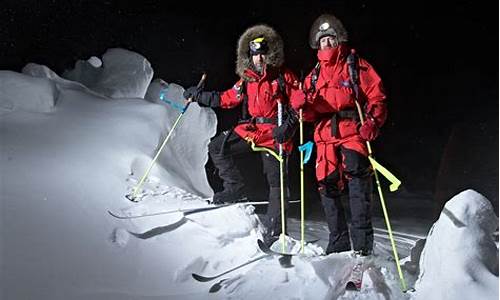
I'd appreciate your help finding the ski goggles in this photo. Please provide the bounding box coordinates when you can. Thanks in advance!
[249,37,268,55]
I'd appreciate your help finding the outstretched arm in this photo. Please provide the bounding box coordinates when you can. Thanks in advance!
[183,80,245,109]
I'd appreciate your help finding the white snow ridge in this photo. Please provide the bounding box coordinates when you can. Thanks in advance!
[0,49,497,300]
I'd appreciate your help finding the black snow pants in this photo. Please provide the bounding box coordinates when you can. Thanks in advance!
[208,130,289,235]
[318,146,374,254]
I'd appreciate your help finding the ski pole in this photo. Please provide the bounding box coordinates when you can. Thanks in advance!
[347,50,407,291]
[354,99,407,291]
[299,108,305,254]
[126,74,207,202]
[277,101,286,253]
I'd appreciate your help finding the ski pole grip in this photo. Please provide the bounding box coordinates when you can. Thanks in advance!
[196,73,207,89]
[184,73,207,111]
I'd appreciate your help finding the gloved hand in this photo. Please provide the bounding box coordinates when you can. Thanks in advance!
[272,108,299,144]
[183,86,202,102]
[182,86,220,108]
[359,117,379,141]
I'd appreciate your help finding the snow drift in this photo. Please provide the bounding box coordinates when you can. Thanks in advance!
[414,189,499,300]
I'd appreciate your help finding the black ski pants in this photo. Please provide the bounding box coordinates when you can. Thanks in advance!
[318,146,374,254]
[208,130,288,233]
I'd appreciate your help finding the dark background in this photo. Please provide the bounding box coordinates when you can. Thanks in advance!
[1,0,498,214]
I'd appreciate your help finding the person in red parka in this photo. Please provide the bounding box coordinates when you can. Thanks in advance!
[302,14,387,256]
[184,24,304,245]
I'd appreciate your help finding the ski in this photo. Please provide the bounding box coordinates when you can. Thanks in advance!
[345,261,365,291]
[108,204,230,220]
[192,236,303,283]
[192,254,270,282]
[109,200,300,220]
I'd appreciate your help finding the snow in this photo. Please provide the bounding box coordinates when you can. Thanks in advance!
[0,70,57,113]
[62,48,154,99]
[413,190,499,300]
[1,48,497,300]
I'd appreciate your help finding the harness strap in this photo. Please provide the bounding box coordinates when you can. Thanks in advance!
[319,109,359,137]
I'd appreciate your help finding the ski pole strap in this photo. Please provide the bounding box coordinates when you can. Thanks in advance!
[245,138,283,162]
[159,90,187,113]
[368,156,401,192]
[298,141,314,164]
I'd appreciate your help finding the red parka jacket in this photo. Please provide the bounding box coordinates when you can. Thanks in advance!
[220,66,305,153]
[303,44,387,181]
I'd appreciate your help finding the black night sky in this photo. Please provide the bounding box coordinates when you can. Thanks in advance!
[1,0,498,210]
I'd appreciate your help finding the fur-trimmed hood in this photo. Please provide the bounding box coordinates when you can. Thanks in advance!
[236,24,284,81]
[309,14,348,49]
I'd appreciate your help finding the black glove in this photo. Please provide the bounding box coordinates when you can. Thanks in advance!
[183,86,202,102]
[183,86,220,108]
[272,107,299,143]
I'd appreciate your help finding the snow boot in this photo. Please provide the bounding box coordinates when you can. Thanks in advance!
[262,187,289,247]
[212,188,248,205]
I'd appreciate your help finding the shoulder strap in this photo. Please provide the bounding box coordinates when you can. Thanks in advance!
[309,62,321,93]
[238,80,250,121]
[277,73,286,96]
[276,72,290,105]
[346,49,360,100]
[347,49,359,85]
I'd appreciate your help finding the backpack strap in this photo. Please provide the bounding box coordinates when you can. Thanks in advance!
[309,62,321,93]
[237,80,250,121]
[347,49,360,99]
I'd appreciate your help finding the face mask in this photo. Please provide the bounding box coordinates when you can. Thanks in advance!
[317,47,340,62]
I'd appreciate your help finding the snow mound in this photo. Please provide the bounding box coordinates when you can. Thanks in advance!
[22,63,62,81]
[413,189,499,300]
[63,48,153,99]
[22,63,99,95]
[0,70,57,113]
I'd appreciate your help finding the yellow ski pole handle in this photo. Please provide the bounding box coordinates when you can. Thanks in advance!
[128,74,207,201]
